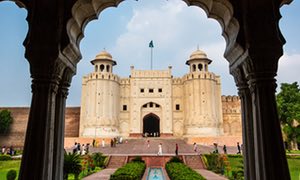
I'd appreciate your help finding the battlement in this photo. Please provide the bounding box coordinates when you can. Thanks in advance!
[221,95,240,102]
[172,78,183,84]
[130,69,172,78]
[120,78,130,85]
[222,95,241,114]
[182,72,219,82]
[82,72,120,83]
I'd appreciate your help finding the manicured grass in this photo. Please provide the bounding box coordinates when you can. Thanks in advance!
[227,156,300,180]
[0,160,21,180]
[288,158,300,180]
[287,150,300,154]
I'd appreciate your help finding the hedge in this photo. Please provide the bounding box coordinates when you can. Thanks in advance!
[110,162,146,180]
[0,155,12,161]
[165,162,205,180]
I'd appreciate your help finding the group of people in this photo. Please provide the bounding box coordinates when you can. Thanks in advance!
[1,146,15,156]
[72,142,90,155]
[192,142,242,155]
[143,132,160,137]
[92,137,124,148]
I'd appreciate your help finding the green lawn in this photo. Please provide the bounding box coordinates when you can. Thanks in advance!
[287,150,300,154]
[288,158,300,180]
[227,156,300,180]
[0,160,21,180]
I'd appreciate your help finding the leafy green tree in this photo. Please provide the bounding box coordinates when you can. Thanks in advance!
[0,110,13,134]
[277,82,300,150]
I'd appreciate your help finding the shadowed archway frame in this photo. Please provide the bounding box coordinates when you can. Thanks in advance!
[0,0,293,179]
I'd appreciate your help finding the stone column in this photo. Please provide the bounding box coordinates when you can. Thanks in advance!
[247,70,290,180]
[20,75,60,180]
[232,67,255,180]
[53,68,74,180]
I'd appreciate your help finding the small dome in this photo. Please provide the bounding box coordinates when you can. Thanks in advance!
[95,50,113,60]
[189,49,207,60]
[91,50,116,65]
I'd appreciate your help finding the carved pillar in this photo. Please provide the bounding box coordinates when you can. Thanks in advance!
[246,69,290,180]
[19,0,78,178]
[53,68,74,180]
[232,67,255,180]
[20,75,60,180]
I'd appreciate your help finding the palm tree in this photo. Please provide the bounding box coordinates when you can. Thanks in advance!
[63,152,82,180]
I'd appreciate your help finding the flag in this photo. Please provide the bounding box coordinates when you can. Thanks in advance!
[149,40,154,48]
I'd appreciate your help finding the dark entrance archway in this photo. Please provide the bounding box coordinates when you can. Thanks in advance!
[143,113,160,137]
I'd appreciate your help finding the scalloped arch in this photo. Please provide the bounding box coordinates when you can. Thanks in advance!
[66,0,244,64]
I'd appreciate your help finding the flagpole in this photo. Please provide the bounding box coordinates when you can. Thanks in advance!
[151,47,153,70]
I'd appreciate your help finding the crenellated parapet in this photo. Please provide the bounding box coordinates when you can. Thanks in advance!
[82,72,120,83]
[222,95,241,113]
[182,72,220,82]
[222,95,242,136]
[120,78,130,85]
[172,78,182,85]
[130,69,172,78]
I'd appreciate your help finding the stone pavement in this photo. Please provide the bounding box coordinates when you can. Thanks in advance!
[196,169,228,180]
[80,138,231,180]
[83,138,239,155]
[83,168,116,180]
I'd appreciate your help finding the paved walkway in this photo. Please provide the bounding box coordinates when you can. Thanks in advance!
[80,138,231,180]
[196,169,228,180]
[81,138,239,155]
[83,168,117,180]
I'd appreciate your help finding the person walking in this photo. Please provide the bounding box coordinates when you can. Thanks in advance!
[92,139,95,147]
[102,139,105,148]
[223,145,227,154]
[175,143,179,156]
[147,140,150,148]
[237,142,241,154]
[72,142,77,154]
[193,142,198,152]
[157,143,162,155]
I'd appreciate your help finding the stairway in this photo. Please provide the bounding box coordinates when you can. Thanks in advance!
[107,156,127,168]
[184,155,205,169]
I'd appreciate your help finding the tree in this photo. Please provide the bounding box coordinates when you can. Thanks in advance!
[0,110,13,134]
[277,82,300,150]
[63,152,82,180]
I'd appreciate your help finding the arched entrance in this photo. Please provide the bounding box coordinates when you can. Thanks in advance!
[143,113,160,137]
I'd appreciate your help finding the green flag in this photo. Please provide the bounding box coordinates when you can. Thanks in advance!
[149,40,154,48]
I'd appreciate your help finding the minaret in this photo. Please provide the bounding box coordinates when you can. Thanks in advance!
[80,50,120,137]
[183,49,223,137]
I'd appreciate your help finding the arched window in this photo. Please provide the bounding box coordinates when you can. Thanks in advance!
[198,64,203,71]
[205,64,208,71]
[95,65,98,72]
[106,65,110,72]
[192,64,196,72]
[100,64,105,72]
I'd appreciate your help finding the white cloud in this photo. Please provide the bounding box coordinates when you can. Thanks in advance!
[277,53,300,86]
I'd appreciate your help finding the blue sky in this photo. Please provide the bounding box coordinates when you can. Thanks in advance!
[0,0,299,106]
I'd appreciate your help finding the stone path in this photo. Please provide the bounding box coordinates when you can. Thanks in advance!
[83,168,116,180]
[79,138,232,180]
[84,138,239,155]
[196,169,228,180]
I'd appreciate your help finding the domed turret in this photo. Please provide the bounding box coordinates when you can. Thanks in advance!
[186,49,212,72]
[91,50,116,73]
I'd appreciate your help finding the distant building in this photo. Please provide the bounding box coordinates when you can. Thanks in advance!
[0,50,242,147]
[79,49,242,138]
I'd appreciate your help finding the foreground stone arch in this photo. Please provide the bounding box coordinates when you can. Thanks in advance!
[0,0,293,179]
